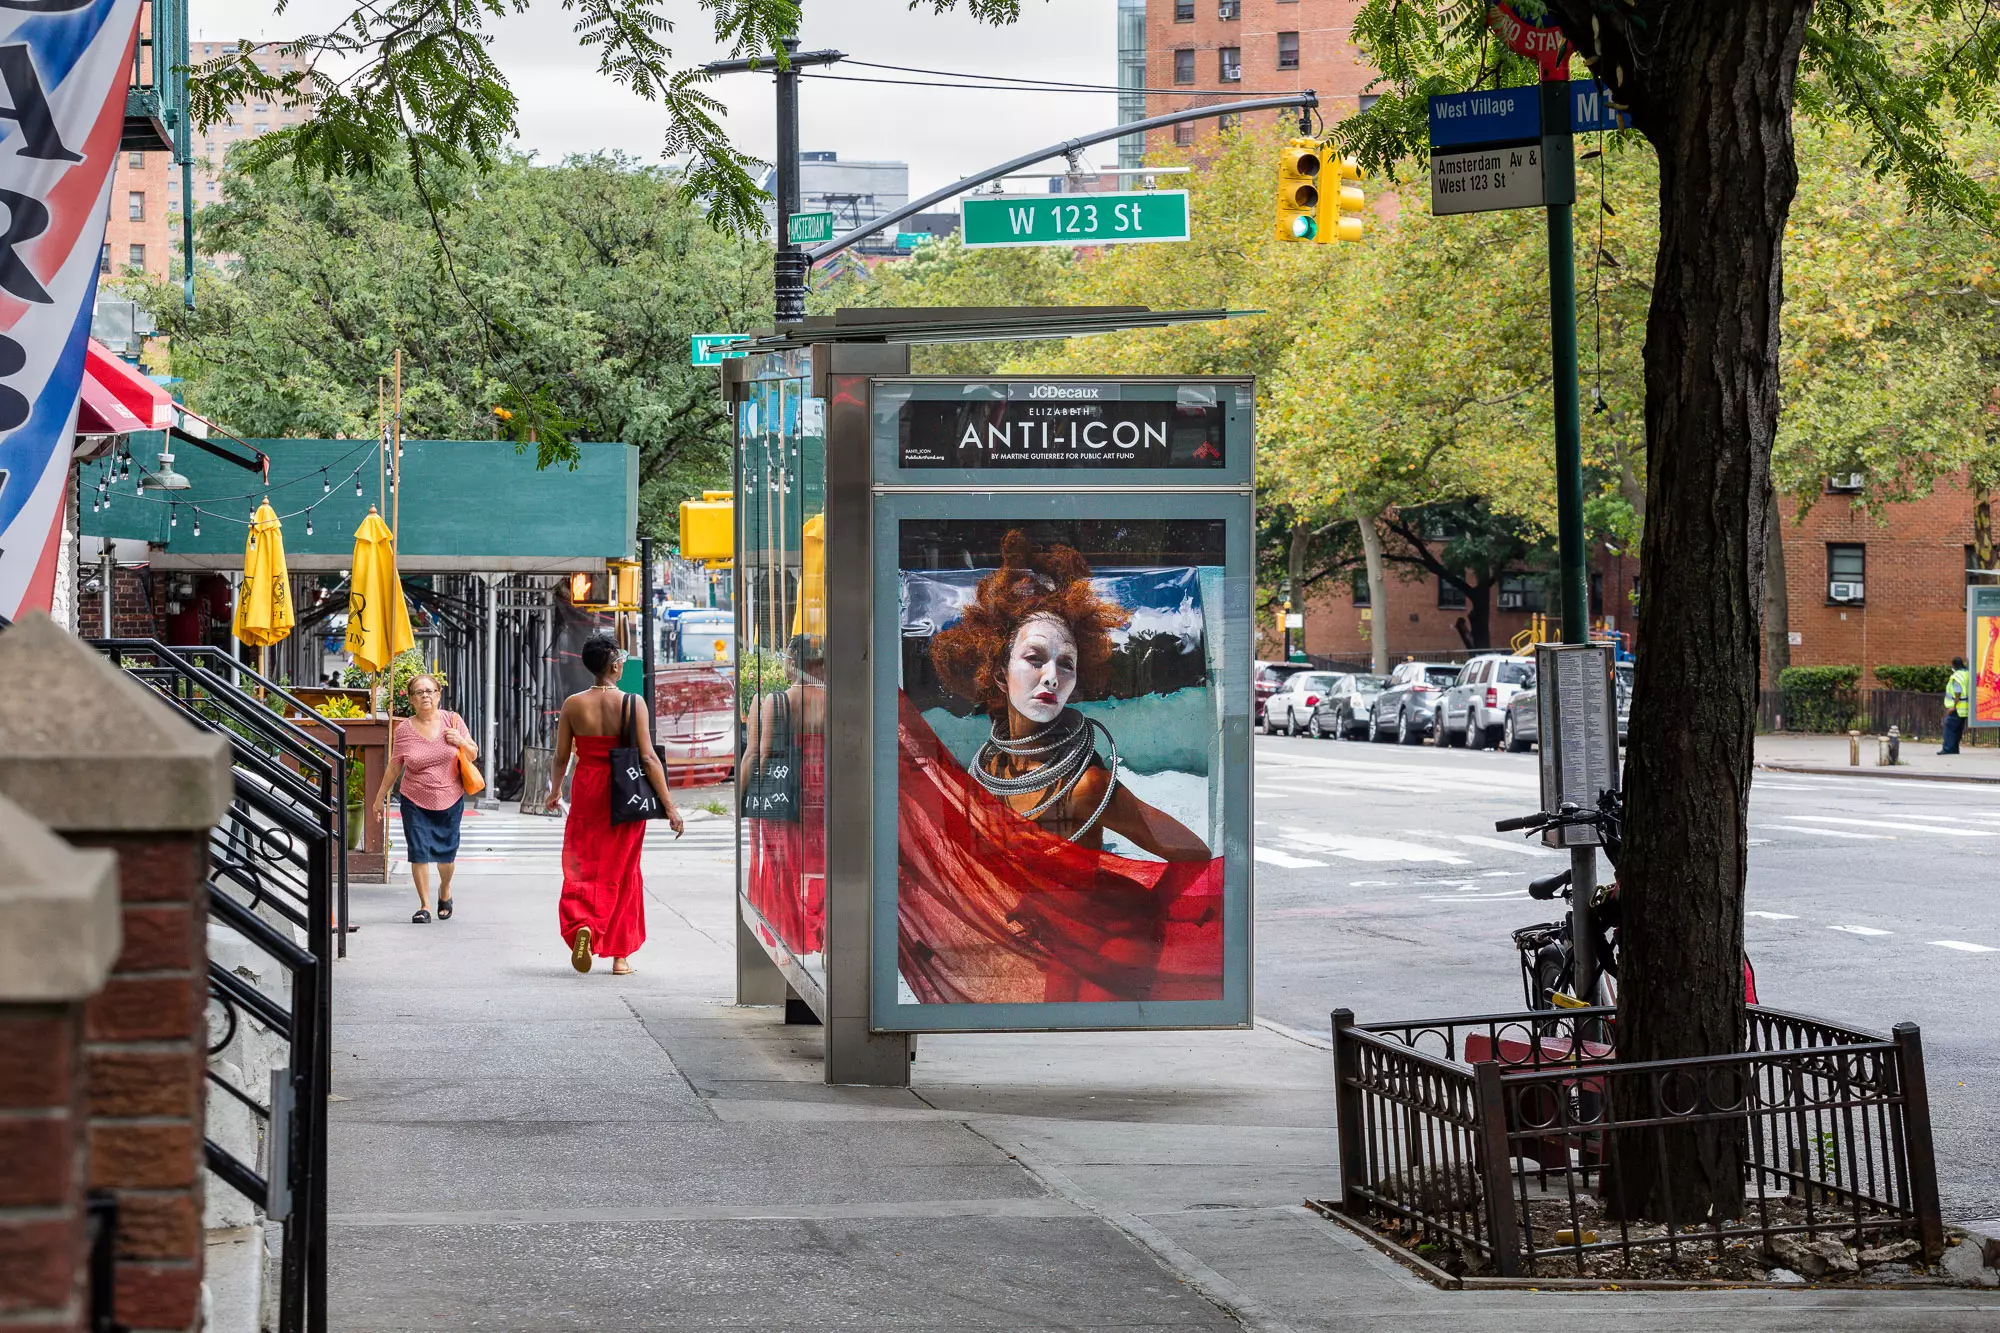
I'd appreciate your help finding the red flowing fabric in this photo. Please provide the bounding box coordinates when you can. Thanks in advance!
[745,733,826,957]
[559,737,647,957]
[896,692,1223,1004]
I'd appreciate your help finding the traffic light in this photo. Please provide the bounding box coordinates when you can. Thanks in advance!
[1316,154,1366,244]
[1273,137,1323,242]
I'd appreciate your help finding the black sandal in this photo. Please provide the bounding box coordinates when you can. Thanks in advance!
[437,898,453,920]
[412,909,431,924]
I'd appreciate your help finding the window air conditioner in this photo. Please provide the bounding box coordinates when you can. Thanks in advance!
[1827,473,1865,493]
[1829,581,1863,602]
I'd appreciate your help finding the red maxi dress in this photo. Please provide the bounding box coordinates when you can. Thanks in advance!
[559,735,646,958]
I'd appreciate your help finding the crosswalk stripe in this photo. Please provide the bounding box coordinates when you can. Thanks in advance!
[1254,847,1328,869]
[1448,833,1559,858]
[1786,815,1995,837]
[1751,823,1892,840]
[1830,924,1892,936]
[1931,940,1997,953]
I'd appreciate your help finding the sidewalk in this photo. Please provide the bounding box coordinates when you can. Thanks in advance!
[1757,732,2000,782]
[327,806,2000,1331]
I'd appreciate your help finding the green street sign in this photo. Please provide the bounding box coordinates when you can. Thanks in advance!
[690,333,749,367]
[894,232,933,249]
[961,191,1189,249]
[786,210,837,245]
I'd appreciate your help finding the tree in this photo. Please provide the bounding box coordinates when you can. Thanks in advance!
[1380,501,1548,649]
[1341,0,2000,1221]
[142,153,769,542]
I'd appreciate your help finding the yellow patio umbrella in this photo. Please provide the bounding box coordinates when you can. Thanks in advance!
[791,511,824,638]
[232,500,294,650]
[344,506,413,673]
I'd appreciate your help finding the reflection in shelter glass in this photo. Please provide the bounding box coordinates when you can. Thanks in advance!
[736,364,827,990]
[895,518,1227,1005]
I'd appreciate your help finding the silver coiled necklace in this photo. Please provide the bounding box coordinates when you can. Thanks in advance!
[972,708,1119,841]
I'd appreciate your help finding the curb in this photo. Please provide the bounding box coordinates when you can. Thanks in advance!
[1756,761,2000,786]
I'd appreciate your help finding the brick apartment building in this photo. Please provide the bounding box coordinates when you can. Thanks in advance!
[1132,0,1375,158]
[100,38,304,283]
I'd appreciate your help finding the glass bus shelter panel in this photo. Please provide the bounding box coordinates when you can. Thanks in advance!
[869,488,1254,1032]
[734,353,829,999]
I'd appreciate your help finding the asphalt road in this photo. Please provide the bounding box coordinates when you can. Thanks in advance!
[1250,730,2000,1224]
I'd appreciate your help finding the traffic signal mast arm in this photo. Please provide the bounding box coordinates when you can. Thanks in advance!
[803,93,1320,267]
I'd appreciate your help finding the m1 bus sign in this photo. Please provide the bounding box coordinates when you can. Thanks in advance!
[961,191,1190,249]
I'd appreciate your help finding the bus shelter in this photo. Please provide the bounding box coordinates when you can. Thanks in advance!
[724,309,1257,1086]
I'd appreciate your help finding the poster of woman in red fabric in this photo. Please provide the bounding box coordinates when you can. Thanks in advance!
[895,519,1228,1007]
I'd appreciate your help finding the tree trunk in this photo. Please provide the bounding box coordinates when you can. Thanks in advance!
[1463,581,1491,650]
[1762,494,1790,685]
[1974,484,1993,585]
[1286,518,1312,659]
[1573,1,1815,1225]
[1352,498,1390,673]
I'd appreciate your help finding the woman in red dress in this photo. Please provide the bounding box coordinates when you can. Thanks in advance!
[544,632,684,974]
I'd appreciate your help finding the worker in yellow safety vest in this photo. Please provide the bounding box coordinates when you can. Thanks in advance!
[1942,655,1971,755]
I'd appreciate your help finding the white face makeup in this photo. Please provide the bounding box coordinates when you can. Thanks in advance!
[1006,614,1078,725]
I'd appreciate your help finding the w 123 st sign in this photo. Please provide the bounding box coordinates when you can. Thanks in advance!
[962,192,1189,249]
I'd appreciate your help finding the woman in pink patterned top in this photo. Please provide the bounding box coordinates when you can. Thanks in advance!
[379,673,478,923]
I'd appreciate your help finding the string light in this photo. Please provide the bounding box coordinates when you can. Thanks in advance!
[322,470,330,494]
[355,476,363,499]
[170,505,177,528]
[192,514,200,537]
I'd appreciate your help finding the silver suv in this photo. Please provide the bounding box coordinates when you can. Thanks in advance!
[1438,654,1536,750]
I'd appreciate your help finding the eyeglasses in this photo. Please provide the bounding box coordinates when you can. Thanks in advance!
[411,687,440,696]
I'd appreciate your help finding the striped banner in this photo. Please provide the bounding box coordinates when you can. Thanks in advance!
[0,0,142,620]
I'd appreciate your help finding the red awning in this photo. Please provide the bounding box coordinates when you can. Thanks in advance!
[76,338,173,436]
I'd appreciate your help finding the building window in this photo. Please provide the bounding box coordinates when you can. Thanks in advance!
[127,244,145,269]
[1217,112,1240,130]
[1351,570,1370,608]
[127,150,144,168]
[206,181,217,194]
[1826,471,1865,493]
[1174,48,1195,83]
[127,191,144,220]
[1218,0,1240,18]
[1438,577,1468,610]
[205,141,216,156]
[99,244,110,275]
[1277,31,1300,68]
[1174,0,1193,19]
[1498,573,1544,613]
[1827,543,1865,603]
[1218,47,1242,82]
[1359,93,1381,112]
[253,122,270,134]
[1174,122,1195,146]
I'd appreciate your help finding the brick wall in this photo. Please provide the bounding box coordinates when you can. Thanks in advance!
[0,1005,89,1332]
[1776,478,1976,687]
[75,568,165,640]
[1145,0,1372,152]
[101,151,174,282]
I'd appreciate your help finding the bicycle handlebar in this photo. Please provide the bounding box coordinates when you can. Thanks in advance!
[1494,813,1541,832]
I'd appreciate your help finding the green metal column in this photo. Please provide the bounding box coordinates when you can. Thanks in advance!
[1541,80,1586,647]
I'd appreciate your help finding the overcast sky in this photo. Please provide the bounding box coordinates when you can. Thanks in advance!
[195,1,1122,198]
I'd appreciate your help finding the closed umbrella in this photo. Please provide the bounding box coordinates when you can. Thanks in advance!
[232,500,294,656]
[344,506,413,674]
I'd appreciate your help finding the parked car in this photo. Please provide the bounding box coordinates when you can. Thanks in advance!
[1437,654,1536,749]
[1500,661,1634,753]
[1262,671,1347,736]
[1254,660,1312,724]
[1367,661,1465,744]
[1311,673,1389,739]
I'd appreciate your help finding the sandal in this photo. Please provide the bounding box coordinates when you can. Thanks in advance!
[570,926,593,974]
[411,909,431,924]
[437,897,453,921]
[611,962,634,976]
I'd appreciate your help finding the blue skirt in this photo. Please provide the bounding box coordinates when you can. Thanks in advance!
[399,795,464,864]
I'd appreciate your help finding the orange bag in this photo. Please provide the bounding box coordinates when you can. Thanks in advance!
[450,712,486,797]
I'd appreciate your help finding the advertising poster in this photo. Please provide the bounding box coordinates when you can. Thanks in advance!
[1970,586,2000,726]
[889,517,1230,1010]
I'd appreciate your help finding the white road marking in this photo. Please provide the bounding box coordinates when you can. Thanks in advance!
[1348,879,1391,887]
[1931,940,1998,953]
[1277,827,1470,864]
[1253,847,1329,869]
[1752,823,1893,840]
[1786,816,1995,837]
[1747,911,1798,920]
[1449,833,1559,857]
[1752,782,1823,791]
[1423,891,1528,902]
[1830,925,1893,936]
[1747,838,1775,846]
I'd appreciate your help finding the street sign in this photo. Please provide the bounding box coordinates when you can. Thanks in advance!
[690,333,749,367]
[786,210,837,246]
[1534,643,1619,846]
[1568,80,1632,133]
[894,232,934,249]
[1428,85,1541,150]
[1487,1,1572,80]
[962,191,1190,249]
[1431,142,1546,215]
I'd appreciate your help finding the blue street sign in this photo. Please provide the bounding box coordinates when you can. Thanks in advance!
[1428,85,1540,149]
[1428,80,1630,148]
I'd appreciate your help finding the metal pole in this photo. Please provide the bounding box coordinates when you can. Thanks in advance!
[774,37,806,323]
[1541,79,1597,1004]
[482,574,497,804]
[639,536,657,760]
[99,547,114,634]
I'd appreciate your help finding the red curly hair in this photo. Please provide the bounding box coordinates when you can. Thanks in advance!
[929,530,1126,717]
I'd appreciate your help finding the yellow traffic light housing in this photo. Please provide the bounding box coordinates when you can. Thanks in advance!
[1316,154,1366,244]
[679,495,734,562]
[1274,137,1323,242]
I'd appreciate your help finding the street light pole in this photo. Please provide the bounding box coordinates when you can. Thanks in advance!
[701,39,846,324]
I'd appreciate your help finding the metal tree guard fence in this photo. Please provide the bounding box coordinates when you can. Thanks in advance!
[1328,1005,1943,1283]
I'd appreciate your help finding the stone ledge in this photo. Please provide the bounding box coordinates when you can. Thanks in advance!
[0,795,121,1002]
[0,613,231,832]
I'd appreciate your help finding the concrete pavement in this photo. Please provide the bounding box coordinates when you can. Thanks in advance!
[326,804,2000,1330]
[1757,731,2000,781]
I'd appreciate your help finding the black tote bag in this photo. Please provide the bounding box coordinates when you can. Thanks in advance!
[739,689,801,822]
[609,693,666,826]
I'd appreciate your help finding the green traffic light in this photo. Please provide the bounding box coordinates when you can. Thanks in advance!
[1291,214,1316,240]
